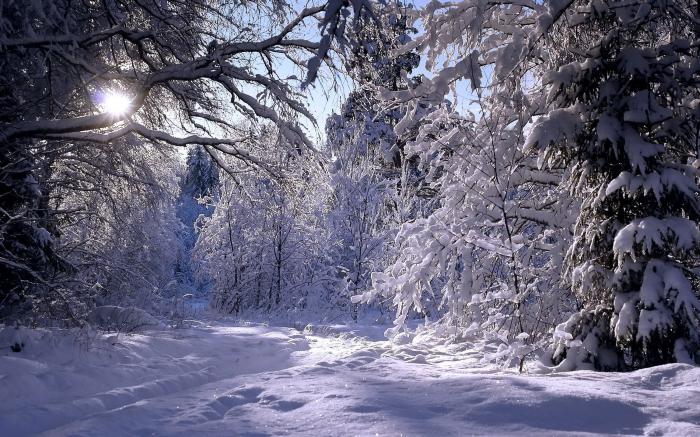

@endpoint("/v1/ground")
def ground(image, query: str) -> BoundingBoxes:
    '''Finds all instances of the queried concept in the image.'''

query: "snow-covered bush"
[86,306,163,332]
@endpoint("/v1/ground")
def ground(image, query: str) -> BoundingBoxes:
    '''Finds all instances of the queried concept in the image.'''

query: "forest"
[1,0,700,435]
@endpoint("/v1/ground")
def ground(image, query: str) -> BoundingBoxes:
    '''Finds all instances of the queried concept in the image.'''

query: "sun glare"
[103,91,132,117]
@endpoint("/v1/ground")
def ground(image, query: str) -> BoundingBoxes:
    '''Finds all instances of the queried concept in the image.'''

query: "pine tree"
[175,146,220,295]
[528,0,700,370]
[0,82,71,321]
[0,142,63,319]
[182,146,220,200]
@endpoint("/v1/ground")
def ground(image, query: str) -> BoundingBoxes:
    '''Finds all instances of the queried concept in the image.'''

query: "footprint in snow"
[300,366,336,376]
[408,354,428,364]
[268,400,306,412]
[344,355,377,369]
[257,393,307,412]
[204,386,265,419]
[324,393,351,399]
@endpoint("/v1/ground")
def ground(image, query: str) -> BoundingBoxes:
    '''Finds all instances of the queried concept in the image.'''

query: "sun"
[102,91,132,117]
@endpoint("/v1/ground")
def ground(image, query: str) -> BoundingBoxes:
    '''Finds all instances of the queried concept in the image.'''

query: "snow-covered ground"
[1,318,699,436]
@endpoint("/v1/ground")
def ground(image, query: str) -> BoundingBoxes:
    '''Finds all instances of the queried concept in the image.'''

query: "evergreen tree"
[528,0,700,370]
[182,146,220,200]
[175,146,220,295]
[0,62,71,321]
[0,141,69,320]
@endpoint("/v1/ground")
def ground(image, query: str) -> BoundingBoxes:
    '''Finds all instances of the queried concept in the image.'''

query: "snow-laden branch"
[41,122,277,175]
[0,1,355,169]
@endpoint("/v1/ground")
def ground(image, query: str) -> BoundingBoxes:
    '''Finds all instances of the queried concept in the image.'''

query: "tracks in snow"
[8,322,699,436]
[29,324,392,436]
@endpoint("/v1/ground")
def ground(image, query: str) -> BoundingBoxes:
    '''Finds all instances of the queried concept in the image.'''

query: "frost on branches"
[354,0,575,367]
[326,1,433,321]
[194,126,334,317]
[350,0,700,371]
[0,0,361,324]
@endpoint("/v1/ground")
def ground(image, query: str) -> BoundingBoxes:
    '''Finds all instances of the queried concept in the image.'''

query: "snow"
[613,217,700,263]
[2,318,699,436]
[525,106,582,152]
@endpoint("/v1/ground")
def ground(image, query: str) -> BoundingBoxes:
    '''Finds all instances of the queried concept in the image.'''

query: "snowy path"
[2,320,700,436]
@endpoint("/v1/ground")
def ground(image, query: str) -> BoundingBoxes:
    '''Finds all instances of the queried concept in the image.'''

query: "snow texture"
[1,318,699,436]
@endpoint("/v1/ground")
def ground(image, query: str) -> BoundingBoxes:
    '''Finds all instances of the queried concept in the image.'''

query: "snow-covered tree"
[0,0,366,323]
[351,0,577,367]
[326,122,397,319]
[52,141,183,316]
[0,0,351,157]
[195,126,334,316]
[325,2,437,320]
[182,146,220,201]
[528,0,700,370]
[175,146,220,295]
[0,140,72,321]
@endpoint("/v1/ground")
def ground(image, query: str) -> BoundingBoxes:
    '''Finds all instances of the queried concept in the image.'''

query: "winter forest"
[1,0,700,435]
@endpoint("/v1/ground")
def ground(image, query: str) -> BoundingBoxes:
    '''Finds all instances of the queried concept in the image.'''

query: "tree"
[175,146,220,295]
[0,1,337,156]
[352,0,577,368]
[53,142,183,316]
[0,140,72,320]
[326,1,434,320]
[0,0,367,323]
[528,0,700,370]
[182,146,220,200]
[195,125,334,316]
